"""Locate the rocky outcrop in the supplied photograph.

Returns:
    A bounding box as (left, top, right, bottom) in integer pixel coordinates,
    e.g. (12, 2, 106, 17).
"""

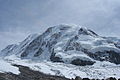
(74, 76, 82, 80)
(87, 50, 120, 64)
(71, 58, 95, 66)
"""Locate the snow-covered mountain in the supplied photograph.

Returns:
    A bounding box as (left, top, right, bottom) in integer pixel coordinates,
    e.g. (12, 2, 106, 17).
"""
(1, 24, 120, 65)
(0, 24, 120, 79)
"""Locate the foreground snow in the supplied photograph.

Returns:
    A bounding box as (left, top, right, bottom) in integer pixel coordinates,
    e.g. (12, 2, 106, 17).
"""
(0, 59, 20, 74)
(2, 55, 120, 79)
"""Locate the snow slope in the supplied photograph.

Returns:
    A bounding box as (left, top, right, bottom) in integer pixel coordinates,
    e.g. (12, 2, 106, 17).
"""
(0, 59, 20, 74)
(0, 24, 120, 79)
(3, 55, 120, 79)
(1, 24, 120, 65)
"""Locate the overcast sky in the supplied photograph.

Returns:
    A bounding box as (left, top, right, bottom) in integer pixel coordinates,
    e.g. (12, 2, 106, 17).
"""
(0, 0, 120, 50)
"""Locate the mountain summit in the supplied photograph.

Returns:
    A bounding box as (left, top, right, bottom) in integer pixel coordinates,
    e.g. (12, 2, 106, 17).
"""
(1, 24, 120, 66)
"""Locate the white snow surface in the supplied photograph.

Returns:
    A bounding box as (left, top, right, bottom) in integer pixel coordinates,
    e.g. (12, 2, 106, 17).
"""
(3, 55, 120, 79)
(0, 58, 20, 74)
(1, 24, 120, 63)
(0, 24, 120, 79)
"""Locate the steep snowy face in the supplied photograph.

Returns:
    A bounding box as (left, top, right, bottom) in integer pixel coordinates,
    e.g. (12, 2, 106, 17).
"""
(1, 24, 120, 66)
(0, 44, 18, 57)
(78, 27, 98, 36)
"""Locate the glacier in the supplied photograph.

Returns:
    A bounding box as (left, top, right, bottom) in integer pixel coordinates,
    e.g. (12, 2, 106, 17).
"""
(0, 24, 120, 79)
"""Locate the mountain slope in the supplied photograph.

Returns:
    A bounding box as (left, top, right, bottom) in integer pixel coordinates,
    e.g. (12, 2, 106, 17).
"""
(1, 24, 120, 66)
(0, 24, 120, 79)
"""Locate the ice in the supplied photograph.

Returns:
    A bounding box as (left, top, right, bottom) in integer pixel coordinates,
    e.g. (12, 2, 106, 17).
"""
(0, 24, 120, 79)
(3, 56, 120, 79)
(0, 59, 20, 74)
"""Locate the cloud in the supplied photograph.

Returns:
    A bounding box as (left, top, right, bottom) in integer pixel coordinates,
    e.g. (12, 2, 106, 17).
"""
(0, 31, 29, 50)
(0, 0, 120, 50)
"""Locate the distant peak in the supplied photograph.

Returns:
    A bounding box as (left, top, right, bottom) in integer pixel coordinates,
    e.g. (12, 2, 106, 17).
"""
(78, 27, 89, 34)
(45, 24, 98, 37)
(78, 27, 98, 36)
(53, 24, 80, 29)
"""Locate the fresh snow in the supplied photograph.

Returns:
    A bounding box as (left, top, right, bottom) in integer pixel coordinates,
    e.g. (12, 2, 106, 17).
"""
(0, 59, 20, 74)
(0, 24, 120, 79)
(3, 56, 120, 79)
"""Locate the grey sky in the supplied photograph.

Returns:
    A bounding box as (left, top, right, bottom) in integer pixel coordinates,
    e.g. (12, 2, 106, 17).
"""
(0, 0, 120, 50)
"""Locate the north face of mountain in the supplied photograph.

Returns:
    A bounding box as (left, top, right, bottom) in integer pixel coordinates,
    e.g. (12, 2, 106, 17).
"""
(1, 24, 120, 65)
